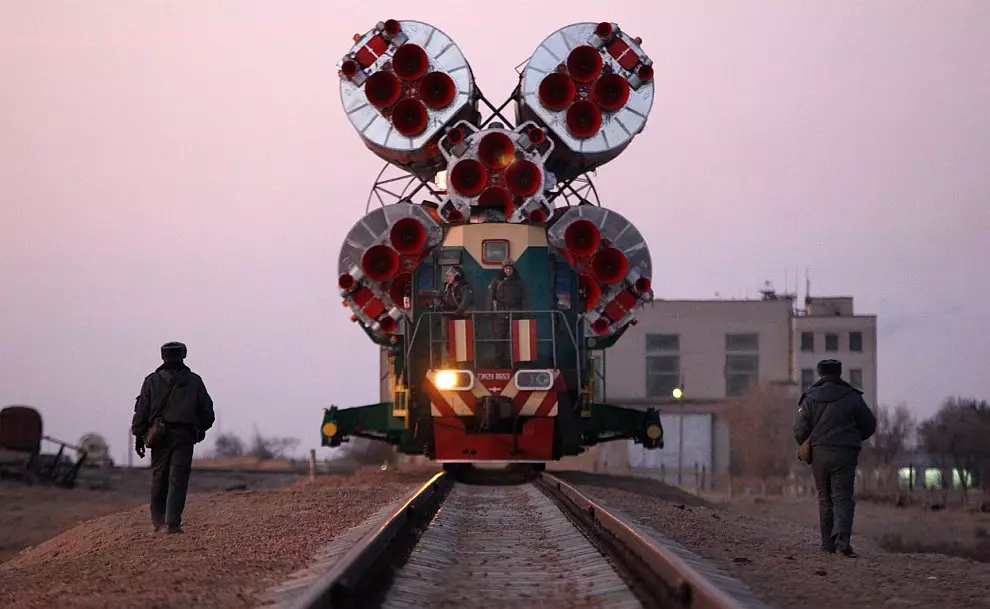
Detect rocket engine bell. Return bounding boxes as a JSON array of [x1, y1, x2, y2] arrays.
[[338, 19, 480, 182], [338, 202, 443, 336], [436, 121, 555, 224], [547, 206, 653, 335], [516, 22, 655, 183]]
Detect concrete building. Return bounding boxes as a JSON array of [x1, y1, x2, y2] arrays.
[[793, 296, 878, 409], [581, 290, 878, 485]]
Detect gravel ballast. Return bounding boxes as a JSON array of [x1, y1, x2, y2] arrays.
[[556, 473, 990, 609], [0, 470, 426, 609]]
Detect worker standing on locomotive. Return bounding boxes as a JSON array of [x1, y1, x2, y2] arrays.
[[132, 342, 215, 534], [489, 258, 527, 367], [439, 265, 473, 317]]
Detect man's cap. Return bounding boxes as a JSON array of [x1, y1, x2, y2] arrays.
[[161, 342, 187, 361], [502, 258, 515, 268], [817, 359, 841, 376]]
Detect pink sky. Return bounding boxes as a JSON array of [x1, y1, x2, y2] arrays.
[[2, 2, 988, 466]]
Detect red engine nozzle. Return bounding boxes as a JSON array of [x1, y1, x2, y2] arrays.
[[446, 126, 464, 145], [592, 74, 631, 111], [505, 160, 542, 197], [527, 127, 546, 145], [566, 100, 603, 139], [364, 71, 402, 108], [338, 273, 355, 291], [361, 244, 400, 281], [595, 22, 613, 38], [391, 98, 428, 137], [478, 132, 516, 170], [389, 272, 412, 308], [579, 274, 601, 309], [449, 159, 488, 196], [567, 45, 603, 83], [341, 59, 359, 78], [537, 73, 576, 111], [592, 247, 629, 284], [635, 277, 651, 293], [592, 318, 610, 334], [420, 72, 457, 109], [478, 187, 514, 218], [638, 64, 654, 82], [383, 19, 401, 36], [528, 208, 548, 223], [564, 219, 601, 257], [379, 316, 397, 333], [392, 44, 429, 81], [389, 217, 428, 255]]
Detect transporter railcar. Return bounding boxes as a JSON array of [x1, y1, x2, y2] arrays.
[[321, 18, 665, 468]]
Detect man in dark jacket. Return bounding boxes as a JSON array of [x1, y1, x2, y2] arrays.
[[488, 259, 527, 367], [439, 266, 473, 317], [793, 359, 876, 556], [132, 342, 215, 534]]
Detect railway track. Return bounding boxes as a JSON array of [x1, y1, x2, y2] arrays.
[[273, 471, 770, 609]]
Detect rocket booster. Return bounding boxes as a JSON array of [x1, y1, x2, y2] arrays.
[[337, 20, 480, 182], [515, 22, 655, 183]]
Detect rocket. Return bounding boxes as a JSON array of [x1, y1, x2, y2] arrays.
[[335, 19, 657, 340]]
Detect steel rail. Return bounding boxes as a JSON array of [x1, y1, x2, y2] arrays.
[[289, 470, 757, 609], [536, 472, 749, 609], [288, 471, 453, 609]]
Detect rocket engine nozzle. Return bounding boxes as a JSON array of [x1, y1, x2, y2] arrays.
[[339, 273, 356, 291], [449, 159, 488, 196], [592, 74, 631, 111], [566, 100, 603, 139], [389, 272, 412, 309], [579, 273, 601, 309], [538, 73, 576, 111], [567, 45, 604, 83], [564, 219, 601, 257], [392, 43, 429, 81], [389, 217, 428, 255], [478, 132, 515, 170], [592, 247, 629, 284], [635, 277, 651, 293], [505, 159, 542, 197], [361, 244, 400, 281], [478, 186, 514, 218], [591, 318, 611, 334], [365, 71, 402, 108], [420, 72, 457, 109], [378, 315, 398, 333], [391, 98, 429, 137]]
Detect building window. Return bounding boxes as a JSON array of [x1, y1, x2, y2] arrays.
[[800, 332, 814, 352], [849, 331, 863, 352], [646, 356, 680, 398], [726, 333, 759, 352], [850, 368, 863, 389], [725, 354, 759, 397], [801, 368, 815, 392], [646, 334, 680, 352], [725, 333, 759, 397], [646, 334, 680, 398], [825, 333, 839, 352]]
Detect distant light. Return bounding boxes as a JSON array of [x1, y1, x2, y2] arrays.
[[434, 170, 447, 191], [672, 387, 683, 399]]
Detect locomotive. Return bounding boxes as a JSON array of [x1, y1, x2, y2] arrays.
[[321, 18, 664, 468]]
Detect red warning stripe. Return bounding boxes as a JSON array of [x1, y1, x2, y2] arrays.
[[421, 378, 457, 417]]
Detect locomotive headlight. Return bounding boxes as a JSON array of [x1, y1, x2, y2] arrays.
[[434, 370, 473, 390], [514, 369, 554, 391]]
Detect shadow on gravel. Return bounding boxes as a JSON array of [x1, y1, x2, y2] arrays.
[[878, 531, 990, 563], [549, 470, 715, 509]]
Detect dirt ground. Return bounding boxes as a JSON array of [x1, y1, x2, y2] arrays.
[[0, 465, 301, 563], [555, 471, 990, 609], [0, 468, 430, 609]]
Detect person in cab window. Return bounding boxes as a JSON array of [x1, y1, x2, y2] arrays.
[[489, 259, 527, 366]]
